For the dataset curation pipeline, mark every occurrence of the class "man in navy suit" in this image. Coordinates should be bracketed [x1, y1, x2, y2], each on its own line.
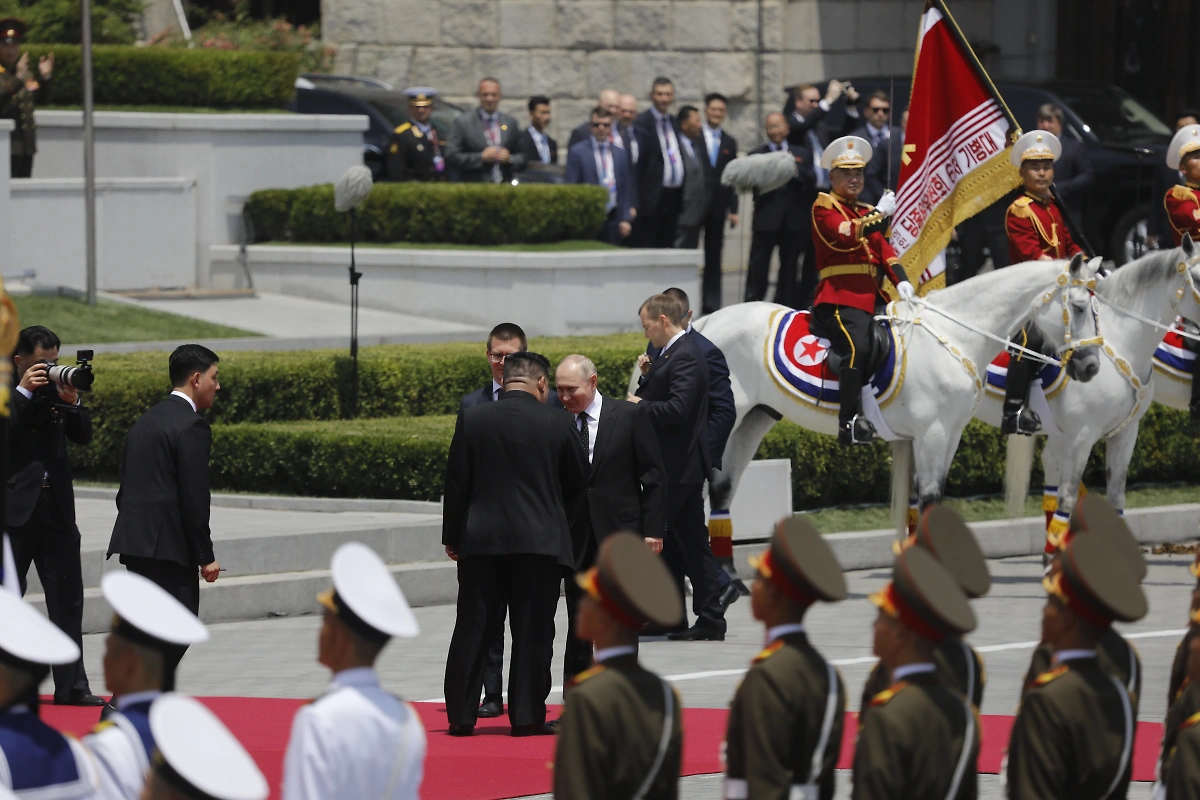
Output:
[1036, 104, 1093, 225]
[699, 93, 739, 314]
[633, 77, 686, 248]
[852, 90, 903, 205]
[565, 106, 634, 244]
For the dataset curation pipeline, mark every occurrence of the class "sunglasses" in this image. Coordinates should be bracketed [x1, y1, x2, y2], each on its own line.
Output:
[591, 121, 612, 128]
[868, 106, 891, 114]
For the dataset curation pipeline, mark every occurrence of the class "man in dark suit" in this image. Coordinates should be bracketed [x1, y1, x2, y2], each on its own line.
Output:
[634, 77, 685, 248]
[565, 106, 635, 245]
[1152, 108, 1199, 247]
[445, 77, 526, 183]
[567, 89, 623, 150]
[517, 95, 557, 166]
[854, 90, 903, 205]
[745, 112, 816, 305]
[674, 105, 708, 249]
[107, 344, 222, 671]
[442, 352, 587, 737]
[1037, 103, 1093, 225]
[555, 354, 666, 682]
[699, 93, 739, 314]
[7, 326, 101, 705]
[629, 294, 726, 640]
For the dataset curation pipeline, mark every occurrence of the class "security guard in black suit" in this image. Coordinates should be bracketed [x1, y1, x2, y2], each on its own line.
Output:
[387, 86, 446, 182]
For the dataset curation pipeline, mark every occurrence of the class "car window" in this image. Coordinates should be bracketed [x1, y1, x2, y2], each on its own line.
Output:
[297, 91, 369, 117]
[1048, 84, 1171, 144]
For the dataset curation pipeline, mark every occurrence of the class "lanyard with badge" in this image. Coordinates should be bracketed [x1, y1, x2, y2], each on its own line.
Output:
[415, 123, 445, 173]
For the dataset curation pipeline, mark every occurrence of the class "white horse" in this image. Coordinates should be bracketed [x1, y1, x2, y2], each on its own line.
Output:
[693, 256, 1102, 534]
[1002, 236, 1200, 536]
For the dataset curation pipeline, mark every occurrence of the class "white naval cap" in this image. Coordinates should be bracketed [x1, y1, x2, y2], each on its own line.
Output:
[104, 571, 209, 648]
[317, 542, 419, 641]
[1010, 130, 1062, 167]
[0, 589, 79, 667]
[149, 694, 268, 800]
[820, 135, 873, 171]
[1167, 125, 1200, 170]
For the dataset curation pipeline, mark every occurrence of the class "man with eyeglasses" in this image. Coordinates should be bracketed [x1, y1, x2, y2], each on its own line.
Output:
[565, 106, 635, 244]
[853, 90, 903, 205]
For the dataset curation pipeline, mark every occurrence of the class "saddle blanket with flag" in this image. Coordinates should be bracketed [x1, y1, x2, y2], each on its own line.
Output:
[1153, 321, 1196, 382]
[765, 309, 904, 412]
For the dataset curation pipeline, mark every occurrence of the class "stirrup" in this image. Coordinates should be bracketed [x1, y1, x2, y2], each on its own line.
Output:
[839, 415, 877, 445]
[1001, 405, 1042, 436]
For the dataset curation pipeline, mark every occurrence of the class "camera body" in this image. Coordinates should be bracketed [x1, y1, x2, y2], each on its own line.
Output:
[35, 349, 95, 398]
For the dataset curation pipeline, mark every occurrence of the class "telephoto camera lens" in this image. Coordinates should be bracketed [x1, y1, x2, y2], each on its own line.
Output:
[46, 362, 95, 391]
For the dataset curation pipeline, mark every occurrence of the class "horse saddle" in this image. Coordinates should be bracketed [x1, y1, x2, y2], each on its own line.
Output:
[808, 313, 894, 379]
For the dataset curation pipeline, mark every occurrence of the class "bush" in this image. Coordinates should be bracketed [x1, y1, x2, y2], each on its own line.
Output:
[0, 0, 142, 45]
[244, 183, 610, 245]
[21, 45, 299, 108]
[147, 17, 336, 75]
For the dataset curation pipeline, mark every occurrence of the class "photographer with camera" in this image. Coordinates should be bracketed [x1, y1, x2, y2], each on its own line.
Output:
[8, 325, 102, 706]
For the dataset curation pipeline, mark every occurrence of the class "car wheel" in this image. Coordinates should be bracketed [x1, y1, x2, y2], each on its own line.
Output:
[1111, 204, 1155, 266]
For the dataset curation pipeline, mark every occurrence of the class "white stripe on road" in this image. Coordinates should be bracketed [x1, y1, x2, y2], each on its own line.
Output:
[417, 628, 1188, 703]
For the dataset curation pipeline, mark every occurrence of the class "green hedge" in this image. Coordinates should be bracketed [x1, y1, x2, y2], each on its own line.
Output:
[244, 183, 610, 245]
[23, 45, 299, 108]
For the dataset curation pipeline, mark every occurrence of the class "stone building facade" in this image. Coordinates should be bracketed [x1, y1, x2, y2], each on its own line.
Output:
[321, 0, 1057, 148]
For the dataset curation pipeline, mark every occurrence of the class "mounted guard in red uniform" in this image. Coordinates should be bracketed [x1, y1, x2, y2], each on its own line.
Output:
[1163, 124, 1200, 418]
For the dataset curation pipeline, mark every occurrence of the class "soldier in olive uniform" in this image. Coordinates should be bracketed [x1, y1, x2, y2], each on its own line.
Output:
[1006, 531, 1146, 799]
[1166, 633, 1200, 796]
[0, 19, 52, 178]
[387, 87, 446, 183]
[1168, 552, 1200, 709]
[553, 532, 683, 800]
[1152, 551, 1200, 793]
[1019, 496, 1144, 715]
[858, 505, 990, 726]
[852, 547, 979, 800]
[723, 517, 848, 800]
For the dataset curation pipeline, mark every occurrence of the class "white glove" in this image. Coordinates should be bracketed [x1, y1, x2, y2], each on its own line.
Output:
[875, 191, 897, 217]
[897, 281, 915, 300]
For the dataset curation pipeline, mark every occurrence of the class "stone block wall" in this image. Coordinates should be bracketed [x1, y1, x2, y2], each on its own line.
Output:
[322, 0, 1050, 149]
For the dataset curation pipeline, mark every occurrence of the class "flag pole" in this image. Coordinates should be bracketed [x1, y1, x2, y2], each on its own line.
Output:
[931, 0, 1020, 141]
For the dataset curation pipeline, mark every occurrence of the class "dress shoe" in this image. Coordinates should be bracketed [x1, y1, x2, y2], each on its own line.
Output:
[511, 722, 557, 737]
[718, 583, 741, 612]
[447, 723, 475, 737]
[640, 623, 687, 638]
[477, 696, 503, 718]
[56, 692, 106, 707]
[546, 719, 561, 732]
[667, 625, 726, 642]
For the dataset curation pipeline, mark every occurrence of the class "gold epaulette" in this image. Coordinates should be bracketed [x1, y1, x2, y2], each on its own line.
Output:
[394, 122, 412, 135]
[1008, 196, 1034, 219]
[567, 664, 606, 688]
[1033, 664, 1069, 687]
[752, 640, 785, 664]
[814, 192, 837, 210]
[1182, 710, 1200, 732]
[1170, 184, 1200, 203]
[90, 720, 116, 735]
[869, 681, 908, 707]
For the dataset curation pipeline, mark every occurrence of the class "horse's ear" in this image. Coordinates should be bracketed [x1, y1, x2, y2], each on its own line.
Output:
[1068, 252, 1084, 276]
[1085, 256, 1103, 277]
[1184, 233, 1196, 258]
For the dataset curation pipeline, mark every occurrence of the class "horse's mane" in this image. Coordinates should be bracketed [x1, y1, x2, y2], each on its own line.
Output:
[926, 259, 1065, 309]
[1093, 247, 1184, 305]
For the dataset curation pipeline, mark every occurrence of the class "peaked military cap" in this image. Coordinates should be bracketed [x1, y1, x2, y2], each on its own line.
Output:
[1045, 532, 1147, 627]
[149, 693, 268, 800]
[318, 542, 419, 642]
[749, 516, 847, 605]
[1065, 495, 1146, 581]
[0, 589, 79, 671]
[1011, 130, 1062, 167]
[897, 505, 991, 599]
[577, 531, 683, 629]
[870, 547, 976, 642]
[405, 86, 438, 107]
[0, 19, 25, 44]
[821, 135, 872, 171]
[1168, 125, 1200, 170]
[105, 571, 209, 650]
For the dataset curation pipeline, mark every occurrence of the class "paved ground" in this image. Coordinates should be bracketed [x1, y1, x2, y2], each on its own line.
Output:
[45, 550, 1188, 798]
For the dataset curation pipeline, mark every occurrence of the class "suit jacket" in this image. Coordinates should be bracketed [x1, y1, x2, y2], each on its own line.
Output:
[634, 333, 710, 485]
[677, 137, 708, 229]
[461, 383, 565, 412]
[569, 121, 637, 158]
[701, 127, 739, 218]
[517, 127, 558, 166]
[574, 396, 667, 543]
[445, 107, 527, 183]
[633, 109, 683, 216]
[6, 389, 92, 527]
[565, 139, 635, 224]
[1054, 135, 1094, 223]
[442, 391, 587, 568]
[108, 395, 214, 569]
[852, 124, 903, 205]
[787, 102, 860, 191]
[749, 143, 816, 233]
[645, 327, 736, 470]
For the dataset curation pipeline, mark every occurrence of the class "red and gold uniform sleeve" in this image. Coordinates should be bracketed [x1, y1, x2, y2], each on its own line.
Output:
[1006, 196, 1054, 263]
[1165, 185, 1200, 247]
[812, 193, 902, 313]
[874, 232, 905, 288]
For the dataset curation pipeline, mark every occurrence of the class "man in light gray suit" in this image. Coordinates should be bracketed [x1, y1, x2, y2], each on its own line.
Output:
[674, 105, 709, 249]
[446, 77, 527, 183]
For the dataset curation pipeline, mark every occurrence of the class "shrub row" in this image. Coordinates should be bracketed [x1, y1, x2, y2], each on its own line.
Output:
[24, 45, 299, 108]
[73, 408, 1200, 508]
[243, 183, 610, 245]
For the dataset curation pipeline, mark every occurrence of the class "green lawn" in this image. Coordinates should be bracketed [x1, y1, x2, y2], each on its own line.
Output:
[262, 240, 620, 252]
[43, 105, 288, 114]
[12, 295, 261, 344]
[801, 483, 1200, 534]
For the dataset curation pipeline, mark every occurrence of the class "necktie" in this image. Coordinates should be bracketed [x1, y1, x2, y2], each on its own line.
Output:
[577, 412, 590, 458]
[485, 114, 503, 183]
[708, 130, 718, 168]
[661, 117, 677, 184]
[599, 143, 616, 212]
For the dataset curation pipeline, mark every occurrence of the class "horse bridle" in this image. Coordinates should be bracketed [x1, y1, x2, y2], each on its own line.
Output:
[1032, 262, 1104, 366]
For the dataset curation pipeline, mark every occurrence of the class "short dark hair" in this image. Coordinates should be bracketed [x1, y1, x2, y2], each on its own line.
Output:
[1036, 103, 1065, 125]
[651, 77, 673, 93]
[16, 326, 60, 357]
[867, 89, 890, 105]
[1177, 108, 1200, 125]
[705, 93, 728, 107]
[590, 106, 613, 120]
[677, 105, 699, 125]
[528, 95, 550, 113]
[487, 322, 527, 353]
[503, 351, 550, 383]
[662, 287, 690, 313]
[169, 344, 219, 388]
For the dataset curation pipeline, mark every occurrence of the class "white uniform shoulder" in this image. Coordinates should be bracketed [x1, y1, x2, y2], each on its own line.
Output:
[83, 718, 149, 800]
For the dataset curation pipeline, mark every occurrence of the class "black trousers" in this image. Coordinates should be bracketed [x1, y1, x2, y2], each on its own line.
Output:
[481, 602, 507, 702]
[1011, 322, 1049, 363]
[445, 554, 561, 727]
[796, 235, 820, 310]
[660, 482, 725, 633]
[10, 489, 91, 701]
[638, 188, 683, 248]
[562, 533, 599, 684]
[746, 228, 803, 305]
[701, 210, 728, 313]
[952, 214, 1009, 284]
[120, 555, 198, 674]
[812, 304, 872, 370]
[10, 155, 32, 178]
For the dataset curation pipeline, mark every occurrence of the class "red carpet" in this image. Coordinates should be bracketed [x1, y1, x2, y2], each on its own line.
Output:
[42, 697, 1163, 799]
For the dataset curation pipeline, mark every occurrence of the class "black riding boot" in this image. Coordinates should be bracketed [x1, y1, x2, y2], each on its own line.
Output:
[838, 368, 877, 445]
[1001, 357, 1042, 435]
[1190, 370, 1200, 421]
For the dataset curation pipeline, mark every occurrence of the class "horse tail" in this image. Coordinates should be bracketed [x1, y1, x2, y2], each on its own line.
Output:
[890, 440, 914, 538]
[1005, 434, 1036, 519]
